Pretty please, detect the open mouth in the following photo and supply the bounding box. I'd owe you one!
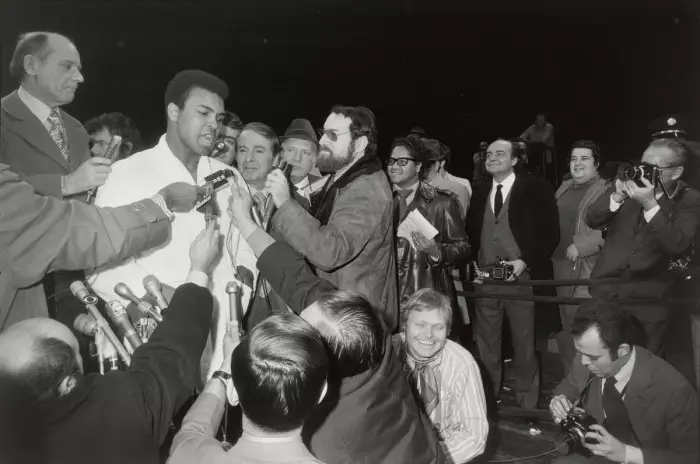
[416,339,436,346]
[201,134,214,145]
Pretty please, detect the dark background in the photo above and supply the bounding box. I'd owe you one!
[2,0,699,177]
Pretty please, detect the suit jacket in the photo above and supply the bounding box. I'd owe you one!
[396,183,469,306]
[467,173,559,279]
[554,347,699,464]
[0,163,171,328]
[586,181,700,299]
[0,90,90,199]
[257,240,447,464]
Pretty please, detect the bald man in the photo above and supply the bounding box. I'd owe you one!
[0,223,219,464]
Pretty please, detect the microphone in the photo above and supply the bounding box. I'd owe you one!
[114,282,163,323]
[209,139,227,159]
[69,281,131,365]
[86,135,123,204]
[225,281,244,338]
[143,275,169,312]
[262,160,293,229]
[106,300,143,349]
[74,313,98,337]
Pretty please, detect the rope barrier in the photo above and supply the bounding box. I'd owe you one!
[456,290,698,306]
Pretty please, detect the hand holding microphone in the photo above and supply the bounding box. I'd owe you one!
[86,135,122,203]
[264,167,293,209]
[189,221,221,274]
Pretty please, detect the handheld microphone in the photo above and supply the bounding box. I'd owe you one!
[225,281,244,337]
[194,169,235,212]
[69,281,131,365]
[142,275,169,312]
[106,300,143,349]
[209,139,227,159]
[114,282,163,323]
[262,160,293,229]
[74,313,98,337]
[86,135,123,204]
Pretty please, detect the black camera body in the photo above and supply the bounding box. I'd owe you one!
[554,408,598,457]
[624,162,661,187]
[486,258,514,281]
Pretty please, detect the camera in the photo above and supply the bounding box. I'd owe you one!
[554,408,598,457]
[481,258,514,281]
[624,162,660,187]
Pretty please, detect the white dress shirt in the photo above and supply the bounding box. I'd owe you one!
[89,135,258,380]
[294,175,327,201]
[610,192,663,223]
[17,86,54,131]
[489,171,516,213]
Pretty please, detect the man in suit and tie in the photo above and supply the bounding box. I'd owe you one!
[585,138,700,355]
[466,138,558,408]
[0,32,116,339]
[550,300,698,464]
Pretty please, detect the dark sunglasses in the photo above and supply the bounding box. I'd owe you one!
[317,128,351,142]
[386,157,415,167]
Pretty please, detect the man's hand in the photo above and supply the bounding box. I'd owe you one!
[584,424,627,463]
[411,231,439,258]
[64,157,112,195]
[227,179,259,238]
[504,259,527,279]
[549,394,573,422]
[624,176,658,211]
[189,222,221,273]
[264,169,292,208]
[566,243,580,262]
[611,179,629,204]
[158,182,201,213]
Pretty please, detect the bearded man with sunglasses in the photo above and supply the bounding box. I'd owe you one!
[264,105,398,331]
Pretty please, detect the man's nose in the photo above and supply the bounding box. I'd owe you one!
[74,68,84,83]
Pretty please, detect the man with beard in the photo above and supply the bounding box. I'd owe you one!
[265,106,398,331]
[88,70,258,381]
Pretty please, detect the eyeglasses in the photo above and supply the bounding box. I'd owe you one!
[317,128,351,142]
[386,157,415,167]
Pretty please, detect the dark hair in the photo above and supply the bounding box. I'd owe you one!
[164,69,229,109]
[568,140,602,168]
[439,142,453,168]
[219,111,244,131]
[570,300,638,357]
[84,112,145,157]
[408,127,428,138]
[239,122,280,155]
[330,105,378,158]
[9,32,60,82]
[312,290,385,378]
[21,337,80,401]
[390,136,427,179]
[400,289,452,334]
[232,313,328,432]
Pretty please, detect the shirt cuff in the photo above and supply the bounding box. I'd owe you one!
[624,445,643,464]
[643,205,660,222]
[610,195,623,212]
[150,193,175,220]
[187,270,209,288]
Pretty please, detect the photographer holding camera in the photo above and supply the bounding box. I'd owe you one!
[585,138,700,355]
[549,300,698,464]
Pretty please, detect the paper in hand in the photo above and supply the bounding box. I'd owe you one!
[397,210,438,249]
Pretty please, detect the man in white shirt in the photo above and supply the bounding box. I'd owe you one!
[89,70,258,381]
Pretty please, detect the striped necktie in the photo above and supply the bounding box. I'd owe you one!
[47,109,70,161]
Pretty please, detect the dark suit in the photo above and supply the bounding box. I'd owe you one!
[0,89,90,199]
[553,347,699,464]
[586,182,700,354]
[466,173,558,407]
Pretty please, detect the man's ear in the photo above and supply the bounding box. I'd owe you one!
[672,166,684,181]
[167,103,180,123]
[511,156,519,167]
[353,135,368,154]
[57,375,77,396]
[23,55,39,77]
[616,343,631,359]
[318,381,328,404]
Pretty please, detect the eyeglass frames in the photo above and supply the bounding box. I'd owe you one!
[317,128,351,142]
[386,158,415,167]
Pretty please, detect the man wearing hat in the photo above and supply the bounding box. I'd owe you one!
[279,118,325,208]
[650,115,688,140]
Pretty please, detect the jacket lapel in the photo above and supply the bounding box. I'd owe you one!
[3,91,71,171]
[622,348,654,423]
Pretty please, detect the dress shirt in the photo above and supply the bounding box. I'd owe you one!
[610,192,663,222]
[489,172,516,213]
[17,86,53,131]
[393,180,420,206]
[600,348,642,464]
[406,339,489,463]
[294,175,327,201]
[446,171,473,198]
[89,135,258,380]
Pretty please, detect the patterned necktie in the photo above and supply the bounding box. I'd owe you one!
[494,184,504,217]
[412,360,440,416]
[47,109,70,161]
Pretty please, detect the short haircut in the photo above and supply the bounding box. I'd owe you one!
[492,138,519,160]
[20,337,80,401]
[164,69,229,109]
[219,111,244,131]
[400,289,452,334]
[84,112,145,157]
[648,138,688,168]
[9,32,63,82]
[232,313,328,432]
[240,122,280,155]
[313,290,385,378]
[330,105,378,158]
[570,300,638,357]
[569,140,602,168]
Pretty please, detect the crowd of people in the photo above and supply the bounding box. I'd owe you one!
[0,31,698,464]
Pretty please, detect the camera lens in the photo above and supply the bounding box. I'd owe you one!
[624,166,641,181]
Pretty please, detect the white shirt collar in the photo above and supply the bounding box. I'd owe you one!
[492,171,516,191]
[294,176,310,191]
[17,86,54,124]
[393,180,419,192]
[612,347,636,391]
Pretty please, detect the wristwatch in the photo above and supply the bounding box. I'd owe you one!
[212,370,231,387]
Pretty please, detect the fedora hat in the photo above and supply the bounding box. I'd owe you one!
[281,118,318,144]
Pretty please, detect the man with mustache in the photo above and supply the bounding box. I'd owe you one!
[265,106,398,331]
[88,70,258,382]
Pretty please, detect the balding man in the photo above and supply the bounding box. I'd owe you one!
[0,223,219,464]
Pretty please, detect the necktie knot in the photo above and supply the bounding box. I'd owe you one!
[496,184,503,192]
[396,189,413,200]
